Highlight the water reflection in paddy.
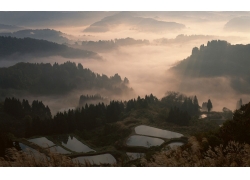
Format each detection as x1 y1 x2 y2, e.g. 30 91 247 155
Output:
19 143 46 159
62 137 95 153
74 154 116 165
48 146 71 154
20 143 38 154
163 142 185 151
126 135 164 147
135 125 183 139
28 137 55 148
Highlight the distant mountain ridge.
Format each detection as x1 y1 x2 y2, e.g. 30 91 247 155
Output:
0 36 101 60
83 12 185 33
0 29 70 44
0 24 23 32
77 37 150 52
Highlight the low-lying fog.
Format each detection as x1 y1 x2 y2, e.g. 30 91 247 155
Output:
1 12 250 114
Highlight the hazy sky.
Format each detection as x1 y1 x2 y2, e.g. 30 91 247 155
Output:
1 11 250 112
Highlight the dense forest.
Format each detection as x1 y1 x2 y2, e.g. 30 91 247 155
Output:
1 91 250 167
0 97 52 156
0 92 201 155
153 34 217 45
170 40 250 94
79 37 150 52
0 92 199 156
0 61 132 95
0 36 100 60
79 94 109 107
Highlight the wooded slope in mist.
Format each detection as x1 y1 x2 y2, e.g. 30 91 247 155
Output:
0 36 101 60
0 61 131 95
0 29 69 44
170 40 250 94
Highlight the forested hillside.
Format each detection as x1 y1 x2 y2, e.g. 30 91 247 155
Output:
0 61 132 95
0 92 200 138
79 37 150 52
2 91 247 166
0 29 69 44
170 40 250 94
0 36 101 60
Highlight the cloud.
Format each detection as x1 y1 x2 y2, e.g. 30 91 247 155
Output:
153 34 218 45
224 16 250 32
230 77 250 94
0 12 116 27
0 23 23 32
135 12 250 23
83 12 185 33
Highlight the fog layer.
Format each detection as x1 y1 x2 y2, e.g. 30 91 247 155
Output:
1 12 250 113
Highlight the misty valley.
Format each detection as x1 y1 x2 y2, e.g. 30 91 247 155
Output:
1 11 250 167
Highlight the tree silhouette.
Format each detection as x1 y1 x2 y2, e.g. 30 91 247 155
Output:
207 99 213 113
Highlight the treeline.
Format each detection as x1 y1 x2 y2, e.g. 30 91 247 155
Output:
0 97 52 142
0 61 131 95
50 94 159 134
161 92 199 125
0 29 69 44
153 34 217 45
79 94 109 107
80 37 149 52
0 92 200 138
125 94 159 112
32 94 161 134
0 36 99 59
161 92 200 113
170 40 250 94
3 97 51 120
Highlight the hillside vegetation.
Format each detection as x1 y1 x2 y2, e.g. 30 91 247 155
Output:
0 36 101 60
0 61 132 95
170 40 250 94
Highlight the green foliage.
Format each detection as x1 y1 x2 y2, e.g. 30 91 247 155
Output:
167 107 191 126
4 97 24 119
222 107 233 119
3 97 51 120
125 94 158 113
219 102 250 144
1 97 52 137
81 38 149 52
171 40 250 94
193 101 250 150
158 108 169 120
0 61 131 95
79 94 108 107
160 92 200 116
